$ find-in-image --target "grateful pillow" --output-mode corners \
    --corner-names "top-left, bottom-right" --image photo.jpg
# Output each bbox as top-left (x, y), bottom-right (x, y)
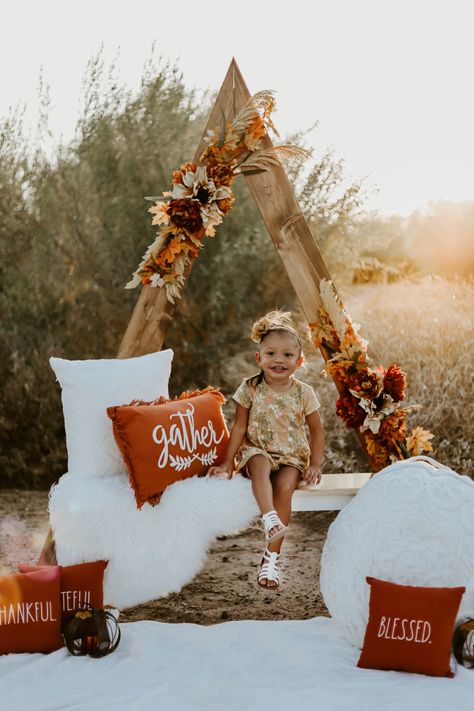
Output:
top-left (107, 387), bottom-right (229, 508)
top-left (18, 560), bottom-right (108, 626)
top-left (50, 349), bottom-right (173, 478)
top-left (0, 567), bottom-right (63, 654)
top-left (357, 576), bottom-right (465, 677)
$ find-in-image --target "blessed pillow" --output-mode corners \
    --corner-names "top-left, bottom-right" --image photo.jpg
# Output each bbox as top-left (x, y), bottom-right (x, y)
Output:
top-left (50, 349), bottom-right (173, 478)
top-left (357, 576), bottom-right (465, 677)
top-left (0, 567), bottom-right (63, 654)
top-left (107, 387), bottom-right (229, 508)
top-left (18, 560), bottom-right (108, 626)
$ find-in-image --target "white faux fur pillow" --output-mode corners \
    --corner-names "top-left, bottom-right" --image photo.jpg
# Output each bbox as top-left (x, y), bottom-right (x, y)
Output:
top-left (50, 472), bottom-right (259, 607)
top-left (50, 350), bottom-right (173, 478)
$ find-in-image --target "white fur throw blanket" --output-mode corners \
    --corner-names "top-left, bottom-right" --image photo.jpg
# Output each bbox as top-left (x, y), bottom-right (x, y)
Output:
top-left (49, 473), bottom-right (258, 609)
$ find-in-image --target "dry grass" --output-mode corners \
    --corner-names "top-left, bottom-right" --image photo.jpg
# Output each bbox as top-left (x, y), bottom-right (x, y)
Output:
top-left (224, 276), bottom-right (474, 477)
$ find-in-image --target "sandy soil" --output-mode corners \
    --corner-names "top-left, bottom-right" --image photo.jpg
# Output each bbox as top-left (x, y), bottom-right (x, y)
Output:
top-left (0, 490), bottom-right (335, 624)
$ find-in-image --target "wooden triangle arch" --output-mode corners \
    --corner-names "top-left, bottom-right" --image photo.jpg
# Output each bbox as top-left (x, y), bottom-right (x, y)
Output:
top-left (117, 57), bottom-right (368, 451)
top-left (40, 59), bottom-right (369, 565)
top-left (118, 58), bottom-right (334, 358)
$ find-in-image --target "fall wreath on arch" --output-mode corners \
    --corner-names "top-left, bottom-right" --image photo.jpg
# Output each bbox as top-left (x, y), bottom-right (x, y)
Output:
top-left (126, 90), bottom-right (308, 302)
top-left (311, 279), bottom-right (434, 469)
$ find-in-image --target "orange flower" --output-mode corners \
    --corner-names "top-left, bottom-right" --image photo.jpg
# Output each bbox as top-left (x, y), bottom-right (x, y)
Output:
top-left (326, 359), bottom-right (357, 385)
top-left (378, 410), bottom-right (407, 447)
top-left (207, 163), bottom-right (236, 187)
top-left (348, 367), bottom-right (384, 400)
top-left (216, 196), bottom-right (235, 214)
top-left (365, 433), bottom-right (391, 469)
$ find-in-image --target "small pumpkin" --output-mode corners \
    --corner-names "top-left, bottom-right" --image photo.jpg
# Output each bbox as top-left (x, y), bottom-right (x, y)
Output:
top-left (63, 605), bottom-right (120, 658)
top-left (453, 619), bottom-right (474, 668)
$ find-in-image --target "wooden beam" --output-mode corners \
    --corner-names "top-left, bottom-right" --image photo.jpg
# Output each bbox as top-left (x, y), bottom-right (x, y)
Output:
top-left (292, 472), bottom-right (371, 511)
top-left (230, 64), bottom-right (370, 460)
top-left (231, 62), bottom-right (331, 320)
top-left (117, 60), bottom-right (244, 359)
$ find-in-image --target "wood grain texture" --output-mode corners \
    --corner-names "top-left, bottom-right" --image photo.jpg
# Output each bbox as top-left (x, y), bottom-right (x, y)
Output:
top-left (117, 60), bottom-right (244, 359)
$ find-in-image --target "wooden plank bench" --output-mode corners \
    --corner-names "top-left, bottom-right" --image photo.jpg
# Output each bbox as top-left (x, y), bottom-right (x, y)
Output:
top-left (291, 472), bottom-right (371, 512)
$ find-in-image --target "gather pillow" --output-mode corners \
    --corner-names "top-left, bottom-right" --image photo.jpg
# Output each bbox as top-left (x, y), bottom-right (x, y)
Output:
top-left (0, 567), bottom-right (63, 654)
top-left (18, 560), bottom-right (108, 626)
top-left (107, 387), bottom-right (230, 508)
top-left (50, 349), bottom-right (173, 478)
top-left (357, 576), bottom-right (465, 677)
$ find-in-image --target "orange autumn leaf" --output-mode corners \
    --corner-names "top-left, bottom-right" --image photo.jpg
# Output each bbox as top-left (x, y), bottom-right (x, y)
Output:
top-left (156, 237), bottom-right (186, 267)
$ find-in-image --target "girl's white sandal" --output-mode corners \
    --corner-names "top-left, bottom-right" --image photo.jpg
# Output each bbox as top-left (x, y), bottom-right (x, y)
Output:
top-left (261, 510), bottom-right (288, 543)
top-left (258, 548), bottom-right (280, 588)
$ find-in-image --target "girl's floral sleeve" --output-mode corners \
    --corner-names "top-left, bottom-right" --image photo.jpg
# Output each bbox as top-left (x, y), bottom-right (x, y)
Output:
top-left (232, 379), bottom-right (254, 409)
top-left (303, 384), bottom-right (321, 415)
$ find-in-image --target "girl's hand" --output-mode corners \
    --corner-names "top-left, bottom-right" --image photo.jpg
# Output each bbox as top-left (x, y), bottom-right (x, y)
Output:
top-left (301, 464), bottom-right (322, 486)
top-left (207, 462), bottom-right (234, 479)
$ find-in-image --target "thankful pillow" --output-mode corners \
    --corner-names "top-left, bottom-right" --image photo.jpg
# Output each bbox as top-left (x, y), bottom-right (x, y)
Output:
top-left (107, 387), bottom-right (229, 508)
top-left (18, 560), bottom-right (108, 626)
top-left (0, 567), bottom-right (63, 654)
top-left (357, 576), bottom-right (465, 677)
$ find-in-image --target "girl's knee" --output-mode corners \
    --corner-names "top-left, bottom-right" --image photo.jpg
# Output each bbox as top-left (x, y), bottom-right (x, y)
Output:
top-left (247, 455), bottom-right (272, 477)
top-left (273, 467), bottom-right (300, 496)
top-left (273, 479), bottom-right (297, 497)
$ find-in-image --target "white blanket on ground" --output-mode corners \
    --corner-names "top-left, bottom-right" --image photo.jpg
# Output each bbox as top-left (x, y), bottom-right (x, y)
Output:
top-left (49, 472), bottom-right (259, 608)
top-left (1, 617), bottom-right (473, 711)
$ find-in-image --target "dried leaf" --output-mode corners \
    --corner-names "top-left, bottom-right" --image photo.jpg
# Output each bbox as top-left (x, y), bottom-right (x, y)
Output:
top-left (158, 236), bottom-right (185, 265)
top-left (239, 145), bottom-right (311, 173)
top-left (230, 90), bottom-right (277, 136)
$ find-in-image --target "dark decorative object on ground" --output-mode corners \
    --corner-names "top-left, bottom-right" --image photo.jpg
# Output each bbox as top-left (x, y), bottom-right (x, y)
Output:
top-left (63, 605), bottom-right (121, 658)
top-left (453, 619), bottom-right (474, 668)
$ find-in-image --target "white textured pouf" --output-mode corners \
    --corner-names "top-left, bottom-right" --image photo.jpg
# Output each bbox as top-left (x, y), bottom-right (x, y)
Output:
top-left (320, 457), bottom-right (474, 648)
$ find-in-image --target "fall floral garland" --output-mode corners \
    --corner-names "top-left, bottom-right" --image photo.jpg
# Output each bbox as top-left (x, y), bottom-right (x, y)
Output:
top-left (310, 279), bottom-right (434, 469)
top-left (126, 90), bottom-right (432, 470)
top-left (126, 91), bottom-right (308, 302)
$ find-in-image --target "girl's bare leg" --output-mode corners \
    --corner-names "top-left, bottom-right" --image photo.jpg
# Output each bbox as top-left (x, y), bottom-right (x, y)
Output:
top-left (247, 455), bottom-right (286, 541)
top-left (247, 454), bottom-right (274, 516)
top-left (267, 465), bottom-right (300, 554)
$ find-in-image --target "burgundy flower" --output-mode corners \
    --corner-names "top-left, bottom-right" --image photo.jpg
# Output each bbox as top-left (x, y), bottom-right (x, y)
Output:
top-left (383, 364), bottom-right (406, 402)
top-left (336, 394), bottom-right (366, 429)
top-left (168, 199), bottom-right (205, 237)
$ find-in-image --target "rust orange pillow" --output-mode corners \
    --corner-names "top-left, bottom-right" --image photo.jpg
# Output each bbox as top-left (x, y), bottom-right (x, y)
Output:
top-left (357, 576), bottom-right (465, 677)
top-left (18, 560), bottom-right (108, 626)
top-left (0, 567), bottom-right (63, 654)
top-left (107, 387), bottom-right (229, 508)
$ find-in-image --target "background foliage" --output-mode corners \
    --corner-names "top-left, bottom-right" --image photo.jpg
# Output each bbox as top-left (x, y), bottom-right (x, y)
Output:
top-left (1, 55), bottom-right (472, 488)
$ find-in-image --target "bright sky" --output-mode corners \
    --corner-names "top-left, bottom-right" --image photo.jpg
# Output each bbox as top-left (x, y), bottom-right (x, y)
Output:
top-left (3, 0), bottom-right (474, 216)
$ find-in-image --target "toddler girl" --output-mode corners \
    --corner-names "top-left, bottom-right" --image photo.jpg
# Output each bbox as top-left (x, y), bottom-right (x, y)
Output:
top-left (208, 310), bottom-right (325, 589)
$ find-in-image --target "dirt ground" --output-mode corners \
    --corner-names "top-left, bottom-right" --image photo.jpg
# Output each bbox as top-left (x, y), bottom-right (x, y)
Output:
top-left (0, 490), bottom-right (335, 624)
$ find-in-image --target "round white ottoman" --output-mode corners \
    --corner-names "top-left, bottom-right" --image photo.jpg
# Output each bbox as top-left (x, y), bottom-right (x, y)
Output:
top-left (320, 456), bottom-right (474, 647)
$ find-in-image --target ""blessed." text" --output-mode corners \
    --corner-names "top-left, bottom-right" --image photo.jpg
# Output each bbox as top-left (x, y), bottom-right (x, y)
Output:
top-left (377, 616), bottom-right (432, 643)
